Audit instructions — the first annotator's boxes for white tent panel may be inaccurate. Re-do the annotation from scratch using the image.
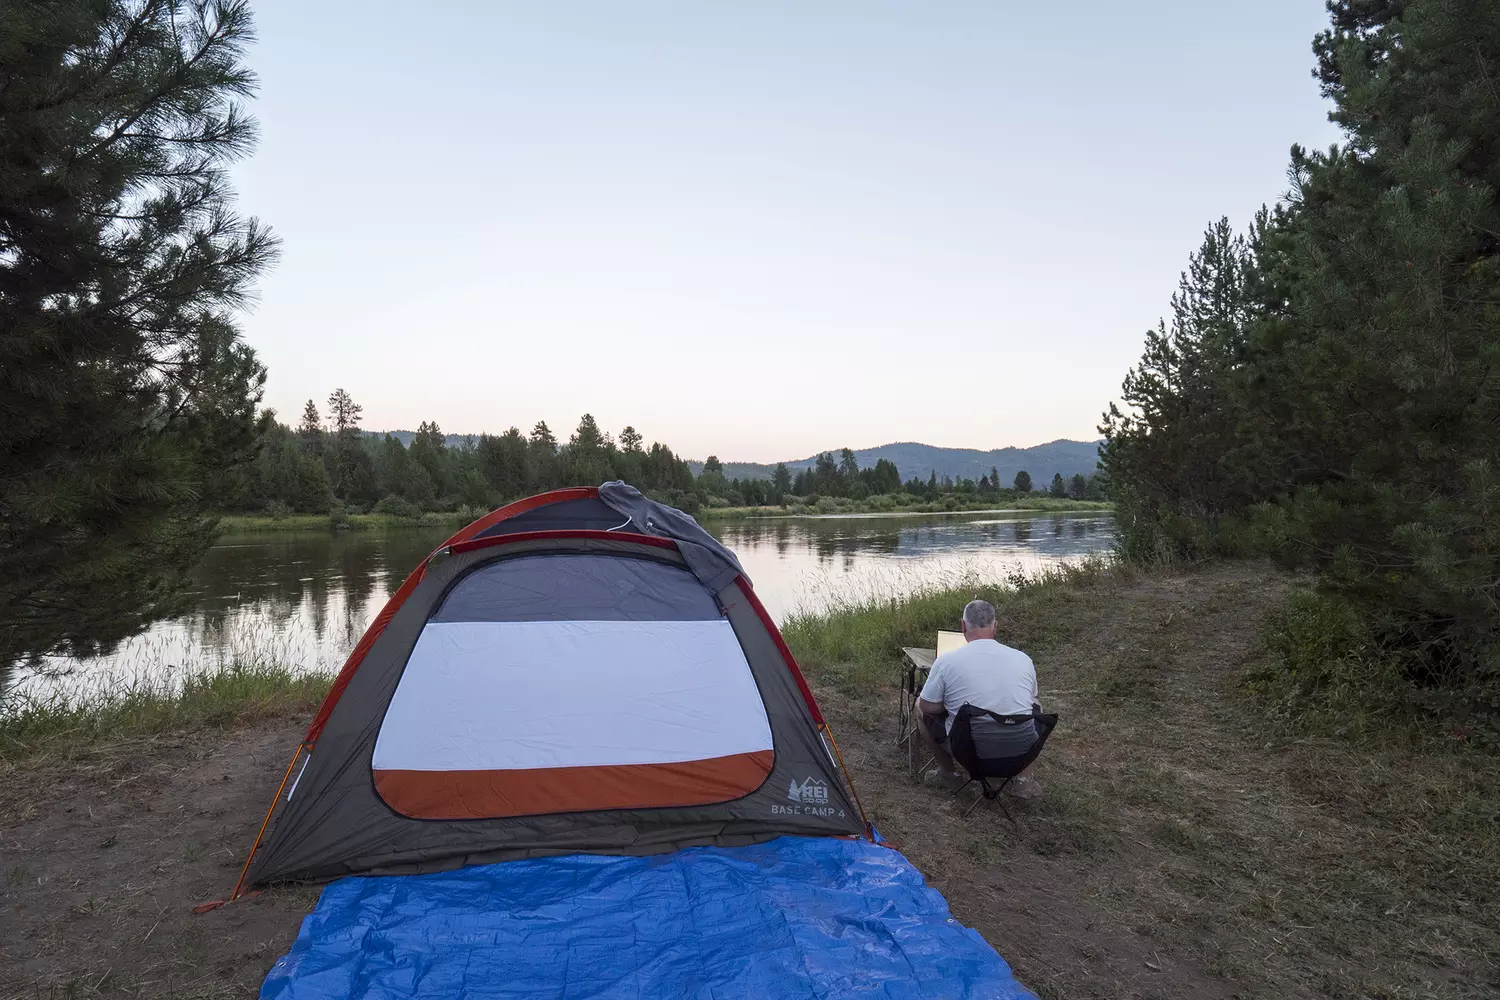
[372,619,773,772]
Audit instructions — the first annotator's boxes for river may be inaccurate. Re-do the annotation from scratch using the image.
[5,509,1113,703]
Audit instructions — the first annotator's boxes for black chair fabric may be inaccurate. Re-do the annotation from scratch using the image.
[949,704,1058,806]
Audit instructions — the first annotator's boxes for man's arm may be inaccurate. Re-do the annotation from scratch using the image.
[917,661,945,715]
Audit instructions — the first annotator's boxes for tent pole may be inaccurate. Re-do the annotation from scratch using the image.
[230,742,309,902]
[820,723,874,840]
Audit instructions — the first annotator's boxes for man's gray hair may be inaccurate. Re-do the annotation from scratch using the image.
[963,599,996,630]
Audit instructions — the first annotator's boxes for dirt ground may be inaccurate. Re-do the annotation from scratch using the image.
[3,562,1495,999]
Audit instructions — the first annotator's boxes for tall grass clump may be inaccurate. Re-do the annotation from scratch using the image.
[783,556,1120,691]
[0,663,332,762]
[1247,586,1497,747]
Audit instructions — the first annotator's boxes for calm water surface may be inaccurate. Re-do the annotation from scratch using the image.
[6,510,1113,701]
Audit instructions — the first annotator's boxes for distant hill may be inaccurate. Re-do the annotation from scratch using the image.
[368,429,477,450]
[367,429,1102,486]
[692,439,1103,485]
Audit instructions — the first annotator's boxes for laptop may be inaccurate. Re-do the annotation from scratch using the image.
[936,630,966,656]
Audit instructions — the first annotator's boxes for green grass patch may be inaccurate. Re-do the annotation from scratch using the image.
[1029,780,1117,855]
[0,663,332,762]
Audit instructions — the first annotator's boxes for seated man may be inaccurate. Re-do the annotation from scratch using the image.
[916,598,1041,795]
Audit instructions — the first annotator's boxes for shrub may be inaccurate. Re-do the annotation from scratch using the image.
[1249,584,1500,743]
[264,499,291,520]
[372,495,422,520]
[1248,588,1417,741]
[327,504,349,530]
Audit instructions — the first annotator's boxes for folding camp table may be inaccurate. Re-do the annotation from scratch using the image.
[896,646,937,773]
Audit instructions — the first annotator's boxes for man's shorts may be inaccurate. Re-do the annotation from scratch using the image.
[922,711,950,745]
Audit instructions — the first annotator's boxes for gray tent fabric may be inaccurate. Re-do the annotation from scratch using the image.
[597,481,748,592]
[246,526,862,887]
[431,553,719,623]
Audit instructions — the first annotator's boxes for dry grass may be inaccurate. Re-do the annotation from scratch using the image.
[792,561,1500,999]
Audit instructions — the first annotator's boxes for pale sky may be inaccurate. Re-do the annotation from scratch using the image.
[233,1,1340,463]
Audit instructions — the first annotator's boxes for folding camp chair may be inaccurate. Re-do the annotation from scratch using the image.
[947,705,1058,820]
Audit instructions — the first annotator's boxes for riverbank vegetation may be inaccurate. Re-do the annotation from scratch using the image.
[213,492,1109,532]
[0,663,328,763]
[1101,3,1500,740]
[215,401,1110,527]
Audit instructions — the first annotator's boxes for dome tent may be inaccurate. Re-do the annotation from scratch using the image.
[240,483,866,887]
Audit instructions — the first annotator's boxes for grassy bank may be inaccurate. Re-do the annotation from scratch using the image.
[783,557,1121,690]
[0,664,332,763]
[215,511,469,533]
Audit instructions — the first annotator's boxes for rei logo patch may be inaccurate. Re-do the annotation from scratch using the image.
[787,777,829,805]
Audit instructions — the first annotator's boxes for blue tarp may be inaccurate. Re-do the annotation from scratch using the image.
[261,836,1036,999]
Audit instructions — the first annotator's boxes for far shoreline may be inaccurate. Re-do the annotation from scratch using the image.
[212,498,1113,535]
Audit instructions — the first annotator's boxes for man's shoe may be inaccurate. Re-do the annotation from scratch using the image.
[922,769,965,791]
[1007,775,1043,800]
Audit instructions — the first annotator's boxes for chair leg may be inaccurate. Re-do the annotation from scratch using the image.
[958,778,1019,823]
[990,778,1017,824]
[959,781,990,818]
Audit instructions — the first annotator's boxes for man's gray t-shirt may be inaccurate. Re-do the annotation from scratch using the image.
[919,638,1038,734]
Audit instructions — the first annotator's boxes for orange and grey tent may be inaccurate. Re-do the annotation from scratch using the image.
[238,483,869,888]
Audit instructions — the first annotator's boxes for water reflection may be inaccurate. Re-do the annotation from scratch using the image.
[5,510,1113,702]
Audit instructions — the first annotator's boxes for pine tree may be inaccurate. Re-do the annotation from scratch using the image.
[1049,473,1067,498]
[1245,0,1500,694]
[297,400,323,448]
[570,414,604,452]
[410,421,451,499]
[1100,217,1261,559]
[527,421,558,489]
[1013,471,1032,494]
[0,0,278,663]
[620,426,643,453]
[325,388,364,501]
[327,389,362,435]
[1069,473,1088,500]
[838,448,860,481]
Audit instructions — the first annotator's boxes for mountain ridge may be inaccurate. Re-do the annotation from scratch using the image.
[692,439,1103,485]
[367,430,1103,486]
